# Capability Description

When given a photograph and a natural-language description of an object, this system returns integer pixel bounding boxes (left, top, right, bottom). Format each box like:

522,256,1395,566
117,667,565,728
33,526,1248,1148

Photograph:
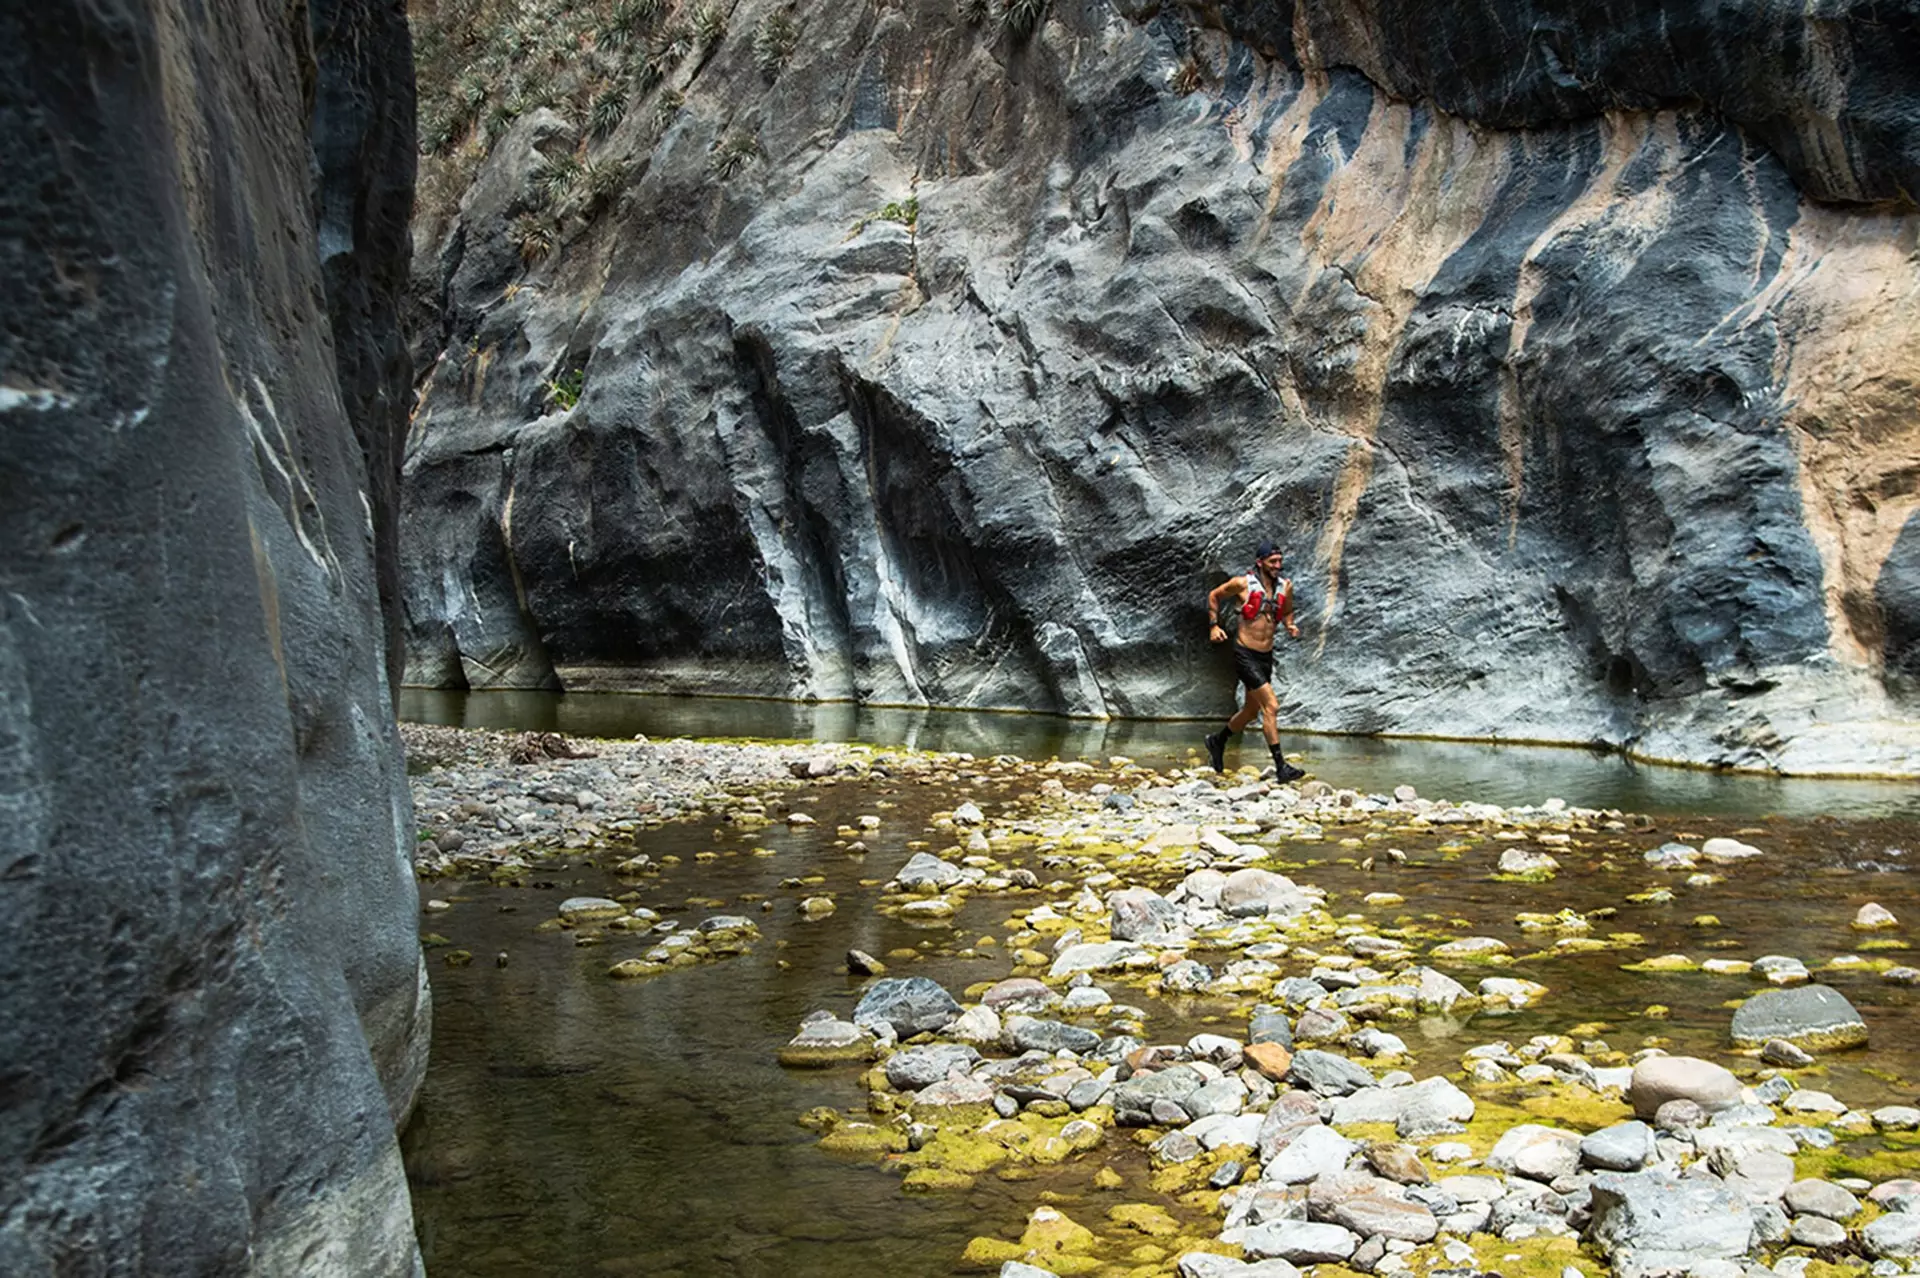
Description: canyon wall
403,0,1920,775
1,0,426,1271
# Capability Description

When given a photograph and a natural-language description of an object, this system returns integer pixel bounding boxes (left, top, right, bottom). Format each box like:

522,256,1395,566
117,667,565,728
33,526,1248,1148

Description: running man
1204,540,1307,782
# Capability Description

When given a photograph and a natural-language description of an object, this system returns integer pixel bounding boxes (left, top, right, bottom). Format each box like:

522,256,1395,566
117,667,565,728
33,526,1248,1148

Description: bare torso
1229,569,1286,652
1208,559,1298,657
1237,605,1279,653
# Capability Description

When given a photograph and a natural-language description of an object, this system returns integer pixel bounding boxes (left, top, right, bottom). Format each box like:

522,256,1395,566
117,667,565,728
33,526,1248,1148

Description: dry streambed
402,726,1919,1278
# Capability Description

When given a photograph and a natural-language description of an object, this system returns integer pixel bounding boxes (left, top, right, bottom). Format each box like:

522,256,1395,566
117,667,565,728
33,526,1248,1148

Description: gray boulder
1178,1254,1303,1278
1729,984,1869,1051
1261,1124,1357,1185
1325,1191,1438,1243
1330,1076,1474,1133
1783,1179,1861,1220
884,1043,981,1090
1587,1172,1757,1274
1487,1125,1583,1182
1221,869,1314,918
1049,941,1151,978
853,977,961,1038
893,852,967,891
1249,1010,1295,1048
1865,1213,1920,1258
1007,1017,1102,1056
1108,887,1186,943
1580,1121,1657,1172
1241,1220,1359,1264
1288,1050,1376,1097
1111,1064,1207,1127
1162,959,1215,993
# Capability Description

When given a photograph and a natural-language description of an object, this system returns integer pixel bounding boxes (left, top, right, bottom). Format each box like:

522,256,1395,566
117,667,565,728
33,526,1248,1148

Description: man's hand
1286,622,1300,639
1209,624,1226,644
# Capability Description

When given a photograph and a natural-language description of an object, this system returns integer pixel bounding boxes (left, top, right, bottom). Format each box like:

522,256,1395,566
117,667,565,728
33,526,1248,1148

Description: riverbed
398,702,1920,1277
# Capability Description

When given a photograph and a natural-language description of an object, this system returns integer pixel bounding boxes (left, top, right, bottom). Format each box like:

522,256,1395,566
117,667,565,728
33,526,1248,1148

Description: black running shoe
1204,730,1227,774
1275,761,1307,784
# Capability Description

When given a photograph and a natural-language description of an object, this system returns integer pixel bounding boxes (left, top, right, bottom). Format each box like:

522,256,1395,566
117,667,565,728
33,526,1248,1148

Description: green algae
1622,954,1700,972
1107,1203,1181,1236
902,1167,975,1192
817,1122,910,1156
1793,1132,1920,1182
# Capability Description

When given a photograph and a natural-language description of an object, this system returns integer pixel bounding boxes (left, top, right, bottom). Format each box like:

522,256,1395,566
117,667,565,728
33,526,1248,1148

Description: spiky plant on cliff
652,21,694,66
581,157,629,206
710,130,761,179
534,151,582,205
692,3,728,47
653,88,686,131
753,10,800,78
1001,0,1047,40
588,83,629,138
595,0,653,51
513,213,554,264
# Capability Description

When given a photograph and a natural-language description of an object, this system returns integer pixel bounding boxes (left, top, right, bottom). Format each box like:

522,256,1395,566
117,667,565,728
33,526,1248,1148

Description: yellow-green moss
818,1123,910,1156
957,1237,1024,1271
1793,1133,1920,1182
1108,1203,1181,1236
902,1167,976,1193
1799,1261,1872,1278
903,1129,1011,1174
1465,1233,1594,1278
1440,1090,1628,1159
1623,954,1699,973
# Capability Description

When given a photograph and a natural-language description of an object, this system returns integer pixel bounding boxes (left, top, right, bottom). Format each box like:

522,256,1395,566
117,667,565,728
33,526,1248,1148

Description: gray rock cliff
402,0,1920,775
1,0,426,1271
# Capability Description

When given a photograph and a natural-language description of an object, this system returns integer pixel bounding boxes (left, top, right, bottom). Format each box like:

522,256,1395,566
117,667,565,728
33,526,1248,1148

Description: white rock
1260,1124,1357,1185
1700,837,1763,862
1853,902,1899,931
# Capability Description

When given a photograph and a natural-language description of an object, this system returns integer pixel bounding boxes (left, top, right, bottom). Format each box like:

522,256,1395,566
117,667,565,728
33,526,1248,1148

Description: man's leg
1227,692,1260,733
1257,688,1306,782
1206,686,1249,773
1256,687,1280,745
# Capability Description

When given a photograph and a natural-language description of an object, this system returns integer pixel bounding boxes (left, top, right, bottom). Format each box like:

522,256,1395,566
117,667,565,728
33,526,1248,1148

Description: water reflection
400,688,1919,820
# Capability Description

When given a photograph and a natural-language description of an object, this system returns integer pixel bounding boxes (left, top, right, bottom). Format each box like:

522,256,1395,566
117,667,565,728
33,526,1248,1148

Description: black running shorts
1232,642,1275,694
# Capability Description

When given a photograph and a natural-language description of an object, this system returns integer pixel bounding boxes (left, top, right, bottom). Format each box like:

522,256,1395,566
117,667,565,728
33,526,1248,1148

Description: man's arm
1206,578,1245,644
1280,579,1300,639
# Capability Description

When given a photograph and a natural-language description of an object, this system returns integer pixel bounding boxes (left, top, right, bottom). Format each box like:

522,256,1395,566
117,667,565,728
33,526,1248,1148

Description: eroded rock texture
403,0,1920,774
1,0,425,1271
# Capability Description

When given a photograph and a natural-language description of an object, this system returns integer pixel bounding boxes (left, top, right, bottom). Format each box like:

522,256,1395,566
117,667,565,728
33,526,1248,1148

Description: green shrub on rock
753,10,800,78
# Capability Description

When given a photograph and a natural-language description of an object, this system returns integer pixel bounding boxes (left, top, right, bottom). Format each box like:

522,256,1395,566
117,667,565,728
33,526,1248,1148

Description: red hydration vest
1241,571,1291,621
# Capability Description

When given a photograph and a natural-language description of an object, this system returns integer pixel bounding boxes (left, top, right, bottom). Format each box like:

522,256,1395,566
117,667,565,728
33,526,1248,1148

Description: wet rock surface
400,0,1920,777
1731,984,1872,1052
2,0,425,1271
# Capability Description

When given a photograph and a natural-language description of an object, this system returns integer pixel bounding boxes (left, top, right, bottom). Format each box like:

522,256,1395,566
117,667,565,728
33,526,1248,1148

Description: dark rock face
402,0,1920,774
1,0,424,1271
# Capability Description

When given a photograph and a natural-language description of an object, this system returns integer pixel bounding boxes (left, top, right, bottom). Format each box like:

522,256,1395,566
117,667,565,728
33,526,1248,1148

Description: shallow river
400,691,1920,1276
